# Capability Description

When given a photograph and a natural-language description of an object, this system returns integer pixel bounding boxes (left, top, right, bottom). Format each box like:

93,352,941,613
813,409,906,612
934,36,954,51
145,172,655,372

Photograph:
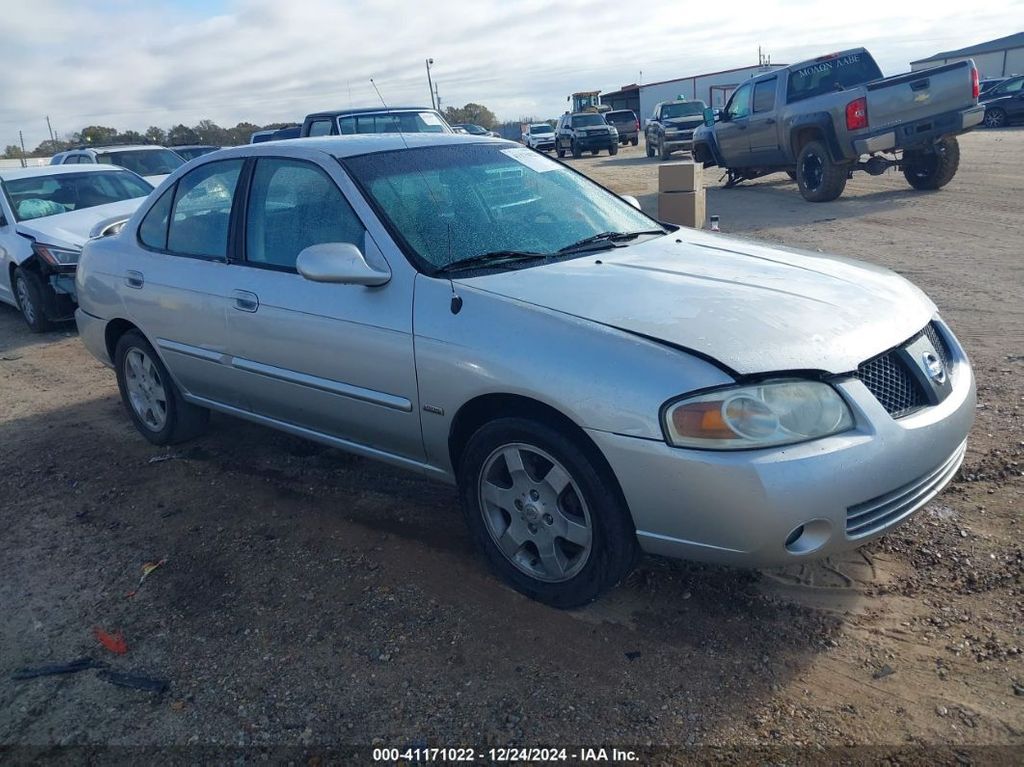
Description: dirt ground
1,128,1022,761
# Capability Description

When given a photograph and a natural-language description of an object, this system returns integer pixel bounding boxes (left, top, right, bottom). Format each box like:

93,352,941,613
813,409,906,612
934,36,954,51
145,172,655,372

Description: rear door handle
232,289,259,312
125,270,144,289
910,78,930,91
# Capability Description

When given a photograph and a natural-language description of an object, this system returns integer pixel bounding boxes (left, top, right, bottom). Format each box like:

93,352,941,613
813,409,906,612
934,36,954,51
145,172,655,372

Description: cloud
1,0,1020,148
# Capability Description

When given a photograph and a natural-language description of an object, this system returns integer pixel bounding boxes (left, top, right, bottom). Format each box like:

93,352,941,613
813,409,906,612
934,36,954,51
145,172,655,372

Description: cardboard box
658,189,705,229
658,162,703,193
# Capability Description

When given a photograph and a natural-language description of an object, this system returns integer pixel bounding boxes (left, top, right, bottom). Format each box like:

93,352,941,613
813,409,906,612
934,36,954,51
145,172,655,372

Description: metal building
911,31,1024,78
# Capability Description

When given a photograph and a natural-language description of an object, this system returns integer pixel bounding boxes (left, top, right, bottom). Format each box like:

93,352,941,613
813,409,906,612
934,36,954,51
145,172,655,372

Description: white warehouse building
911,31,1024,78
601,63,786,123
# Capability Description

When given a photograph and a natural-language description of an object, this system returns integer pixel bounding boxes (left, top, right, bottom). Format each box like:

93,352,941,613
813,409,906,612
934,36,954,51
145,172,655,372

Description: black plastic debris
97,669,169,694
12,657,107,680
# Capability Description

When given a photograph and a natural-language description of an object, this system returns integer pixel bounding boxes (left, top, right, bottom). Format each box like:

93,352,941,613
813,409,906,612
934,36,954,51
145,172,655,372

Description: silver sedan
75,134,975,607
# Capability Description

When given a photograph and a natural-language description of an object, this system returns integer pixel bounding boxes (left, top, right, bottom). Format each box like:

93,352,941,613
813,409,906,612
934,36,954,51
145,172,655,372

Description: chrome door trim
156,338,226,363
229,356,413,412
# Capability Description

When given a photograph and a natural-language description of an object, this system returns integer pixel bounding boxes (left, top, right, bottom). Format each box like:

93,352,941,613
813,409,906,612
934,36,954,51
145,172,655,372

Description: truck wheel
631,137,639,147
458,417,639,608
983,108,1006,128
114,330,209,445
645,137,655,158
609,143,618,156
659,139,671,161
556,146,566,158
795,140,848,202
571,141,582,159
902,137,960,191
13,267,54,333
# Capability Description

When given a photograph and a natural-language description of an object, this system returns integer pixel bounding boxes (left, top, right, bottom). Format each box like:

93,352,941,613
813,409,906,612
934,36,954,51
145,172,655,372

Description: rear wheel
459,418,639,608
983,108,1006,128
13,267,53,333
609,143,619,156
631,136,639,147
795,139,848,202
114,330,209,445
902,137,960,190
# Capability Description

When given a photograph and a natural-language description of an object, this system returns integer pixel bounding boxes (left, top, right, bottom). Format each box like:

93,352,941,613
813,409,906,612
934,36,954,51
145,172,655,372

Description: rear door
715,82,753,166
747,77,783,165
223,155,423,460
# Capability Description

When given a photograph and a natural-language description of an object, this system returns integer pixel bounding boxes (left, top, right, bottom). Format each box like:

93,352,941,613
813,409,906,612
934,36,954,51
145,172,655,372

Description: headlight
662,379,854,450
32,242,82,266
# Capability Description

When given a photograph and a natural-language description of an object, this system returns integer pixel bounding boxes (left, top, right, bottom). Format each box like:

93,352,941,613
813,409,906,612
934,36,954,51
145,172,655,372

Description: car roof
170,144,219,150
0,164,136,181
209,133,511,160
306,107,435,118
75,145,172,153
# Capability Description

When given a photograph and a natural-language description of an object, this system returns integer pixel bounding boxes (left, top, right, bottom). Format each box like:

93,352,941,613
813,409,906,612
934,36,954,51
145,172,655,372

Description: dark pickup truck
692,48,984,201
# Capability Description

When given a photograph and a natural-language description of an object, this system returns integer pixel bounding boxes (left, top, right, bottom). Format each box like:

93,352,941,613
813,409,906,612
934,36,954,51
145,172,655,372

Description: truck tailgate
866,60,976,129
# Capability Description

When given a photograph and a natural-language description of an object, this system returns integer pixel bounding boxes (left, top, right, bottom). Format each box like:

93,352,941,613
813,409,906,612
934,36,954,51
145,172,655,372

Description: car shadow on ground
0,388,856,743
0,303,76,358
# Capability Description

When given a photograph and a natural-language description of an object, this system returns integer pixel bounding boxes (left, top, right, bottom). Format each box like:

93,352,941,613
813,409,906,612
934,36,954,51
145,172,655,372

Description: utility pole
18,130,27,167
425,58,436,110
434,82,441,111
46,115,54,143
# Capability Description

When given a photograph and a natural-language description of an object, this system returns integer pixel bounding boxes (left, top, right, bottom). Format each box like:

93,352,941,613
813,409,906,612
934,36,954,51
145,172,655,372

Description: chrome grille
854,352,925,418
923,322,952,372
846,441,966,538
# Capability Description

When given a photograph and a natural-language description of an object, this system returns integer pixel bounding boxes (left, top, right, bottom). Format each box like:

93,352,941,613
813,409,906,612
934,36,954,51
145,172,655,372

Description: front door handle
232,289,259,312
125,270,144,289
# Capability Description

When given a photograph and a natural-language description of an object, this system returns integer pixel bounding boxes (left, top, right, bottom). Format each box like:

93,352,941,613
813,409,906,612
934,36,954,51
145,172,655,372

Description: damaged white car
0,165,153,331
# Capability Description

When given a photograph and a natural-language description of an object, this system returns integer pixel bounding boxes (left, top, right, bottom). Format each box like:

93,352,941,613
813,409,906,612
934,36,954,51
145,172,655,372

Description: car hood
457,231,935,375
14,198,144,250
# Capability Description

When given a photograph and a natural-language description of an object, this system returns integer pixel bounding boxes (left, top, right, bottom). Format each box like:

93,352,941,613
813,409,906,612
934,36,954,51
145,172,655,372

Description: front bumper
572,133,617,150
663,130,695,150
589,320,975,568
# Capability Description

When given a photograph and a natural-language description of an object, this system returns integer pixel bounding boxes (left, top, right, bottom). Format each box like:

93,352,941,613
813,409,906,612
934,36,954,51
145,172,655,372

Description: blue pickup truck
692,48,984,201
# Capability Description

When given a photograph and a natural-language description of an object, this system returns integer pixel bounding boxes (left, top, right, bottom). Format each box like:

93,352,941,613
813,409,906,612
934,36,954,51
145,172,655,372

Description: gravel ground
0,128,1021,761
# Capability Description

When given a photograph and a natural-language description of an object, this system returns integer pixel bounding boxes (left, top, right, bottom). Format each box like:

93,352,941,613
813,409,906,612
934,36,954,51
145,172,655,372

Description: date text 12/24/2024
372,747,639,762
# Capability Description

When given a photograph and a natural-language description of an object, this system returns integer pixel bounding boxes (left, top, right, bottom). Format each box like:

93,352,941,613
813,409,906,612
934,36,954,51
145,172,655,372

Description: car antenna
370,77,462,315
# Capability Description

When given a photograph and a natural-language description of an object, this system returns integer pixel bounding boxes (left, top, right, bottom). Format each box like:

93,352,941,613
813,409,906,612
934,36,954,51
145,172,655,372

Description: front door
715,82,753,167
224,156,423,461
746,77,783,165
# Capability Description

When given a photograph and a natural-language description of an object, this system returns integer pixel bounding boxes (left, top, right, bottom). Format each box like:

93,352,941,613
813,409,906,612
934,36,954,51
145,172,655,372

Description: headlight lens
32,243,82,266
663,379,854,449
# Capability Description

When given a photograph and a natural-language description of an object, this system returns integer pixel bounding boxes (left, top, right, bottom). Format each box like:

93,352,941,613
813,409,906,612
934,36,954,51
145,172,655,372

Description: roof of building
911,32,1024,64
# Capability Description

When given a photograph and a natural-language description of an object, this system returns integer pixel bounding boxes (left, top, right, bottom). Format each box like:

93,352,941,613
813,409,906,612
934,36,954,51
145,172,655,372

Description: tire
795,139,848,202
631,137,639,147
571,141,582,159
983,108,1006,129
458,418,639,608
114,330,209,445
13,267,54,333
609,143,618,156
645,137,655,158
659,139,671,161
902,137,960,190
556,146,565,158
590,149,599,156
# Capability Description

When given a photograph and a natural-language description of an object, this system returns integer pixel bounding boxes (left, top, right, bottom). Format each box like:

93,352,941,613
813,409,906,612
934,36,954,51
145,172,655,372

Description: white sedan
0,165,153,331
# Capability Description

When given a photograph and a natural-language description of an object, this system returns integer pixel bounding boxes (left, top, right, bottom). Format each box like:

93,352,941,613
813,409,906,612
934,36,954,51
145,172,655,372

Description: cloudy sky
2,0,1021,148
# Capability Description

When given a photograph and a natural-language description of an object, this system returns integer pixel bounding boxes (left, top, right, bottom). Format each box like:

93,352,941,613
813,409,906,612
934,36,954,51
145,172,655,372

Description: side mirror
621,195,642,210
296,242,391,286
703,107,716,127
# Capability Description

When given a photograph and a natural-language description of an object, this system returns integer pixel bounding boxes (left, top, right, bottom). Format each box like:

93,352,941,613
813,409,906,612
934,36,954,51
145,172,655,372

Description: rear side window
787,52,883,103
753,78,777,113
244,158,365,270
166,159,243,259
138,186,175,250
307,119,333,136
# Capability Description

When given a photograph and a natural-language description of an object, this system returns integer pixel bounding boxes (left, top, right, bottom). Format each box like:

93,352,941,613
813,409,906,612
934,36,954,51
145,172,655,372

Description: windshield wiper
435,250,549,274
557,229,665,254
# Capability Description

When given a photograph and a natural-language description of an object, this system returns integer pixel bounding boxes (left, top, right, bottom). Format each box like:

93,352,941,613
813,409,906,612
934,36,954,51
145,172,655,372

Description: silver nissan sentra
75,134,975,607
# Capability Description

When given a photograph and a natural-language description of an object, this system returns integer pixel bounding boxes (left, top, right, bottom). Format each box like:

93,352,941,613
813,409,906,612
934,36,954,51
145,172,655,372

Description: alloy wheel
477,443,593,583
124,347,168,431
15,276,36,324
801,153,824,191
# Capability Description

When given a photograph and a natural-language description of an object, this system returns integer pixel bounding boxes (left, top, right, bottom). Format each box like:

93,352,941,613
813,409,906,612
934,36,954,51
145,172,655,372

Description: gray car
75,134,975,607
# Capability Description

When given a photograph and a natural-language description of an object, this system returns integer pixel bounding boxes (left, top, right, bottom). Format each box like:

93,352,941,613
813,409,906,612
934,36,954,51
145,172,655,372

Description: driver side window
726,83,752,120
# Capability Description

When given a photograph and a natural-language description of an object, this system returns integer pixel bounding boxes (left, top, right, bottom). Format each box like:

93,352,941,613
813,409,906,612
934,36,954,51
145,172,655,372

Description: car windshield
174,146,218,160
571,114,606,127
97,148,185,176
344,144,663,272
661,102,705,118
338,111,449,134
530,125,553,134
4,171,153,222
787,52,883,103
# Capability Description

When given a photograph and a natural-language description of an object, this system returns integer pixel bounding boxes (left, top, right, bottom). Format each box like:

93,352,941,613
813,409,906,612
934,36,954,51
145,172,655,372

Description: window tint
307,119,333,136
727,84,752,119
753,78,776,113
166,159,242,259
787,52,883,103
63,156,79,164
245,158,365,270
139,185,175,250
998,77,1024,93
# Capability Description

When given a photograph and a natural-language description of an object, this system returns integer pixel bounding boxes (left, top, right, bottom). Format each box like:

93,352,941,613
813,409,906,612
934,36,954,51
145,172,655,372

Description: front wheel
13,267,53,333
902,137,960,190
609,143,618,156
983,108,1006,128
556,146,566,158
114,330,209,445
659,139,671,161
795,139,848,202
571,141,582,159
645,137,655,158
459,418,639,608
